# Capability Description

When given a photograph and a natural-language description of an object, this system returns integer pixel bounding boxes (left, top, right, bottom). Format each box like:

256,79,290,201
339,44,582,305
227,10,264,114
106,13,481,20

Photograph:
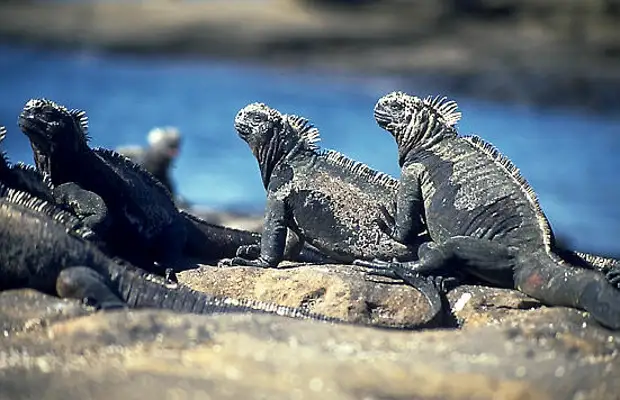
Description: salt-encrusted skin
355,91,620,330
220,102,446,327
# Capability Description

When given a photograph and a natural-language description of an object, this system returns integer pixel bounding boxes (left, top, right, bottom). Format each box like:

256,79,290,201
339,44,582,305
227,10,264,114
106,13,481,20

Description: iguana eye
390,102,404,112
251,114,264,124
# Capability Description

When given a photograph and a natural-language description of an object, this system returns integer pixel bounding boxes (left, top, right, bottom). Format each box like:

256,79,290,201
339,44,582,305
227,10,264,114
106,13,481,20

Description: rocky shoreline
0,1,619,113
1,267,619,400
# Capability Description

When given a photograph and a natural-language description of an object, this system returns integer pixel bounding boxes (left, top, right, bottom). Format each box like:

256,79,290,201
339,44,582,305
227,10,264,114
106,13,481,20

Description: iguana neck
394,124,457,166
36,143,120,189
257,125,307,189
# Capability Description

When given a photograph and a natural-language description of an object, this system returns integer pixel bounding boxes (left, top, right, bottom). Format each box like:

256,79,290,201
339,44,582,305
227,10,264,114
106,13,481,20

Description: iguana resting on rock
354,91,620,330
0,126,110,233
17,99,332,274
219,102,455,323
0,182,339,322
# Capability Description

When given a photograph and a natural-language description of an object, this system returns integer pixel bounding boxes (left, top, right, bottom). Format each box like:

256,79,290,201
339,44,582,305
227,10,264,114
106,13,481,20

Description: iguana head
374,91,461,154
18,99,90,174
235,102,320,187
234,102,283,150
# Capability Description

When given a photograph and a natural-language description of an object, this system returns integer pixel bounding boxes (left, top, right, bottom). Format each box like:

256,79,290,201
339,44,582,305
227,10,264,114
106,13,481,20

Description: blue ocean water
0,44,618,255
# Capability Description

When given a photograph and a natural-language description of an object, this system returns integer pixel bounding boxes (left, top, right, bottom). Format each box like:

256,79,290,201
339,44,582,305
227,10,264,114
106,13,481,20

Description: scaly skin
0,125,111,235
354,91,620,330
0,183,341,323
218,102,448,325
17,99,334,274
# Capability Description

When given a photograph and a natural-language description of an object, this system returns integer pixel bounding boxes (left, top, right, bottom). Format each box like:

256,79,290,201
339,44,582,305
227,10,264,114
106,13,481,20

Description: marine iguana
0,125,110,233
218,102,453,323
354,91,620,330
17,99,332,274
0,182,339,322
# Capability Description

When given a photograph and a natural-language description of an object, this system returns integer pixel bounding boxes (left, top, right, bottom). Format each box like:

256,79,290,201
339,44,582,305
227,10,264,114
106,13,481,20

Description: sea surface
0,44,618,255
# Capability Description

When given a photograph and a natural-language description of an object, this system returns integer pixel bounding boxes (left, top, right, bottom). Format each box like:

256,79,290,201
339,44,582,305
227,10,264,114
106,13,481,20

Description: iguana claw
374,205,398,239
217,257,273,268
236,244,261,259
606,268,620,288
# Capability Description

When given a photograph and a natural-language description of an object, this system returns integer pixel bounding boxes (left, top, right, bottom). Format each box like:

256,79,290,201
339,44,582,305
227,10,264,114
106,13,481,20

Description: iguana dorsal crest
284,114,321,151
0,126,7,166
0,184,96,240
461,134,552,245
322,150,400,190
93,147,174,197
421,95,462,128
69,109,90,140
13,161,54,190
25,98,66,112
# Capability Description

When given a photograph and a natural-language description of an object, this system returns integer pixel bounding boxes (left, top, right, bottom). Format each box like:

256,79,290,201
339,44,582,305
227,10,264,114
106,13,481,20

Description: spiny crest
69,108,90,138
13,162,54,190
574,251,620,272
421,95,462,127
321,150,399,190
0,126,7,166
461,134,552,242
24,98,68,112
93,147,175,198
284,114,321,151
0,184,97,240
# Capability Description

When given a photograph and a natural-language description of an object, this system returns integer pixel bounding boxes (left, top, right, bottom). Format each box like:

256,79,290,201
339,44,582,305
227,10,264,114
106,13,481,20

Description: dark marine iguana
17,99,332,274
0,125,110,234
353,91,620,330
0,182,340,322
218,102,456,323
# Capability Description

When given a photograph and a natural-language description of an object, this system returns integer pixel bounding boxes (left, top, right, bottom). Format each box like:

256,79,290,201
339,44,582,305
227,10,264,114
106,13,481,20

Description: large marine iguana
354,91,620,330
17,99,332,274
218,102,454,323
0,126,110,233
0,182,339,322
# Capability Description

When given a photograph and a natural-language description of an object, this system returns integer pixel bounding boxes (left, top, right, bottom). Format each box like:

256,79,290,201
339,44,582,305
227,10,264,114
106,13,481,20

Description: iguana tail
515,251,620,330
180,209,262,261
110,265,343,322
180,210,336,264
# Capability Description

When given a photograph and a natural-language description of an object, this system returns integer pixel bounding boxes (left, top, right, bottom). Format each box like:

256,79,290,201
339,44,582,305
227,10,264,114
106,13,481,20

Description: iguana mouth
234,121,251,138
373,108,392,129
18,113,53,153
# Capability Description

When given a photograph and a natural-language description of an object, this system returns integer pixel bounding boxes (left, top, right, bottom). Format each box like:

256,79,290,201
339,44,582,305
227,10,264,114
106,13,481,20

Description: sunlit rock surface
1,276,618,399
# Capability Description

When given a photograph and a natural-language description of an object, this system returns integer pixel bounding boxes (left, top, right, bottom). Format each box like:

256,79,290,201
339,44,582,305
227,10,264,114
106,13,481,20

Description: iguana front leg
219,196,288,268
56,266,127,310
377,166,425,243
53,182,111,235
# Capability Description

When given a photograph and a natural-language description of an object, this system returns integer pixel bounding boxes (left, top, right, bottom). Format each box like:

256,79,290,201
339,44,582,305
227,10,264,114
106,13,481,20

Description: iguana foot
374,205,398,239
354,259,460,293
605,268,620,289
235,244,261,259
217,257,274,268
53,182,111,234
354,258,412,280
